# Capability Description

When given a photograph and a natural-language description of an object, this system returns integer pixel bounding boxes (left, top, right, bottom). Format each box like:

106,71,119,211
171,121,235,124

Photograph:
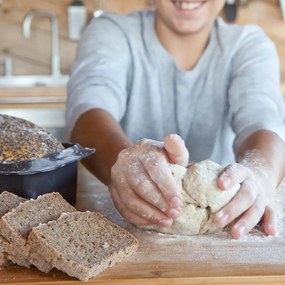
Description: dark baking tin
0,143,95,205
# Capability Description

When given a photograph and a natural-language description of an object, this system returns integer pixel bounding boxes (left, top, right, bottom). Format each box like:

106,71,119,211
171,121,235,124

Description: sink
0,108,68,142
0,75,69,88
0,10,70,89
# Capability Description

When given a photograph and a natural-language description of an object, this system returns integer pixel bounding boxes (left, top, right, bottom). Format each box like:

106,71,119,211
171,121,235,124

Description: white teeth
182,2,202,10
174,1,203,10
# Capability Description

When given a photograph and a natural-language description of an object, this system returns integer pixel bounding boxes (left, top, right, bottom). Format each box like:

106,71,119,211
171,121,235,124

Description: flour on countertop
131,185,285,265
77,165,285,265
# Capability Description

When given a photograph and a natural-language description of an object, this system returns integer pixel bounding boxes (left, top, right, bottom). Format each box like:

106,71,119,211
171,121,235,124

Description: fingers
215,163,254,229
217,163,249,190
108,138,184,228
215,191,276,239
215,162,277,238
230,196,265,238
126,160,179,219
164,134,189,167
134,138,184,209
214,179,258,228
230,202,277,239
262,205,278,236
109,182,173,227
140,148,183,209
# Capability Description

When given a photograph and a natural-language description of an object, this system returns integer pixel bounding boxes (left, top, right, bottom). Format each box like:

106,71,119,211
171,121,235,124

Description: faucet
1,57,13,76
280,0,285,21
22,10,61,77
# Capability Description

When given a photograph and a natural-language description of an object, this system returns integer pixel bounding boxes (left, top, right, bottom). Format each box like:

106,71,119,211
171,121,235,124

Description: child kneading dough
140,160,240,235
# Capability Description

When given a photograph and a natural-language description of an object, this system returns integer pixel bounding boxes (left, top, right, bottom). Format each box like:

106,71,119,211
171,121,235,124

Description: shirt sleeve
65,14,132,138
228,26,285,153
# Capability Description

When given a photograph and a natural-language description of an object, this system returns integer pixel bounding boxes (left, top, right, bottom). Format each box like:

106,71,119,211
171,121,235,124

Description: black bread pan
0,143,95,205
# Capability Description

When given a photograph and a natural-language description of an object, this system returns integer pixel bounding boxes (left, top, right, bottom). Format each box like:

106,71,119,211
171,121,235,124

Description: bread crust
28,211,139,281
0,114,64,162
0,192,76,270
0,191,28,267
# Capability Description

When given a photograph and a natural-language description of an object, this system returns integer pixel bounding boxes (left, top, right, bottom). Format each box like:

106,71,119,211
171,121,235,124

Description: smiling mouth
172,1,205,10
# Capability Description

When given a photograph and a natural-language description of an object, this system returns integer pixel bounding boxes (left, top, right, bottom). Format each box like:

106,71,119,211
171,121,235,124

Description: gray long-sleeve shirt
66,9,285,166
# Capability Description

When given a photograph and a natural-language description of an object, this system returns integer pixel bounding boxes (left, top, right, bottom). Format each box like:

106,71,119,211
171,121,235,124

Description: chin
172,20,205,35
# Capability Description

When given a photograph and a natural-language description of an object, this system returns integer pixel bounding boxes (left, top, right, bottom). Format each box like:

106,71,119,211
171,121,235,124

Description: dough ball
183,161,240,213
140,160,240,235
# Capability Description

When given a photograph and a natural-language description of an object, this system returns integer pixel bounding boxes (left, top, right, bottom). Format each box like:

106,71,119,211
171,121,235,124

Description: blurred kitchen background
0,0,285,142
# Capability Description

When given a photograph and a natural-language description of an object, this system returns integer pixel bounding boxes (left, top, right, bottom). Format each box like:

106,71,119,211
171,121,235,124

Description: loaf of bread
28,211,139,281
0,192,76,271
0,114,64,162
0,191,27,267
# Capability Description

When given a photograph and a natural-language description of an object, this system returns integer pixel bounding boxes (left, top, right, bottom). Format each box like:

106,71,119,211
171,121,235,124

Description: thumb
164,134,189,167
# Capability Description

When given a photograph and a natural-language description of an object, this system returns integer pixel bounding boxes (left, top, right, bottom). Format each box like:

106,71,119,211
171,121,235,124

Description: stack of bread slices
0,191,138,281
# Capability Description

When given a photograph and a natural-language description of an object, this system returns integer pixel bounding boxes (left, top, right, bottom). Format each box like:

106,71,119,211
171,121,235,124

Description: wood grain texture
0,0,77,75
0,0,150,76
1,266,285,285
235,1,285,82
0,87,66,108
1,0,285,82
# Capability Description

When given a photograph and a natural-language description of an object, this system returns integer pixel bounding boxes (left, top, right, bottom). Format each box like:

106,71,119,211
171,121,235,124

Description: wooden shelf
0,87,66,108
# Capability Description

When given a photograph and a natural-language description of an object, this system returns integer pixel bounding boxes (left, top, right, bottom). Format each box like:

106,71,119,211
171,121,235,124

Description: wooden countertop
0,84,284,106
0,87,66,109
1,164,285,285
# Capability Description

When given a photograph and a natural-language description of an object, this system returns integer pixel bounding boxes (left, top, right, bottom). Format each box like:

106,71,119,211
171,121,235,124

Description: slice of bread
0,191,27,267
28,211,139,281
0,192,76,245
0,192,76,271
0,191,27,217
0,249,4,266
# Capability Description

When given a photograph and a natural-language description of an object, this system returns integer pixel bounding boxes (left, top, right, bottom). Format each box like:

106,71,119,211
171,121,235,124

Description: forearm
70,108,133,185
236,130,285,188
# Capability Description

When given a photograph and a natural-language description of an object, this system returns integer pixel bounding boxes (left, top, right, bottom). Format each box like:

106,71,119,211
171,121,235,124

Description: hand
108,134,189,227
214,162,277,239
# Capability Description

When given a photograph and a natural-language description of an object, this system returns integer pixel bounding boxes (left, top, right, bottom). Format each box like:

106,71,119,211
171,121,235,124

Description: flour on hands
140,160,240,235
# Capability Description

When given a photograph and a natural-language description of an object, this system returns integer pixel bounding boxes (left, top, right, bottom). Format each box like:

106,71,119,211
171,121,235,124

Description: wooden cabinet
0,0,77,76
0,0,285,82
93,0,150,14
0,0,150,77
236,1,285,82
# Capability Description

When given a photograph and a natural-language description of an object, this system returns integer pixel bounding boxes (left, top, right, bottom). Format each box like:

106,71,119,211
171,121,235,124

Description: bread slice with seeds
0,191,27,217
0,192,76,271
0,191,27,267
28,211,139,281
